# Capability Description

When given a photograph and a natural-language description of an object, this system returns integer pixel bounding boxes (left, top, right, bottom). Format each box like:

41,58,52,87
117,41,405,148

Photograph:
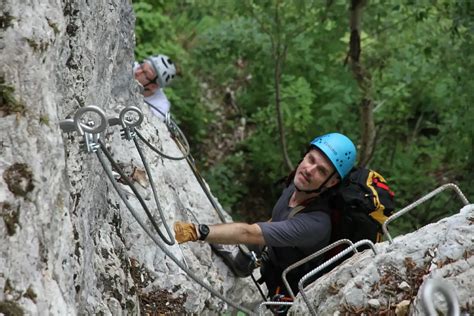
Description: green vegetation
39,115,50,126
0,75,25,117
133,1,474,231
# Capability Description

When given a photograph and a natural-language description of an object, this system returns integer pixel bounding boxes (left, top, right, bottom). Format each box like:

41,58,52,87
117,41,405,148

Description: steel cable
135,129,189,160
140,100,190,160
98,139,175,246
132,136,175,244
95,146,254,315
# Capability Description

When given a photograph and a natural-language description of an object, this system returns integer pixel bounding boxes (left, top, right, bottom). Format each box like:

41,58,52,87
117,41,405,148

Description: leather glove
174,221,198,244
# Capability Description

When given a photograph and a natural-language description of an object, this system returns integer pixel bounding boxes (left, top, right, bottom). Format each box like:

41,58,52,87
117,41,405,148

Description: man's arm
174,222,266,245
206,223,265,245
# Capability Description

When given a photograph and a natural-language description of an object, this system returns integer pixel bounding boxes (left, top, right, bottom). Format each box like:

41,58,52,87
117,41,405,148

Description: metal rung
382,183,470,243
282,239,356,299
298,239,377,316
258,301,293,315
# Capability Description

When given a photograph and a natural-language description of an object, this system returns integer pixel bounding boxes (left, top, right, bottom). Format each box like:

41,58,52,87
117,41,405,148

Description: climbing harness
421,278,460,316
298,239,377,316
382,183,469,243
59,105,254,315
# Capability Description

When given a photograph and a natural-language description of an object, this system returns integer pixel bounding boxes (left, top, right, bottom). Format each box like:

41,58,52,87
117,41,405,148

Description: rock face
290,204,474,315
1,1,473,316
0,1,258,315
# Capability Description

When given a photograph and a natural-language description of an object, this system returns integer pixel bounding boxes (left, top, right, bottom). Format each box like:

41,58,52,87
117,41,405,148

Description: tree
347,0,375,167
243,0,318,172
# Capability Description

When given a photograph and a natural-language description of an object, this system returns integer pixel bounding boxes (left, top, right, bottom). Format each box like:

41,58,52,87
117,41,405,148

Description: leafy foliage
133,0,473,232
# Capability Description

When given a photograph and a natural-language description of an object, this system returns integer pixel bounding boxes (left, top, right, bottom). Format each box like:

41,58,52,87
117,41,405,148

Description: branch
273,0,293,171
348,0,375,167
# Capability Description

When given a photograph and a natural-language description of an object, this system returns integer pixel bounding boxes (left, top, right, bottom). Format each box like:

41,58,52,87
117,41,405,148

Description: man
174,132,356,301
133,54,176,121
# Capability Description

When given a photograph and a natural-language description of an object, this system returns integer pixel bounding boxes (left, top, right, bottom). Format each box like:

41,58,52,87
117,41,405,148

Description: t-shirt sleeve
257,211,331,248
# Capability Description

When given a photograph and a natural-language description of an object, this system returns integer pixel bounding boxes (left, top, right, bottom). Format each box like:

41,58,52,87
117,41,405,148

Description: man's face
134,61,160,97
294,148,339,191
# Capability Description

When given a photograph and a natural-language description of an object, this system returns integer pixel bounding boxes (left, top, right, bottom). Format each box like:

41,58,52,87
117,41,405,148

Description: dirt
129,258,187,315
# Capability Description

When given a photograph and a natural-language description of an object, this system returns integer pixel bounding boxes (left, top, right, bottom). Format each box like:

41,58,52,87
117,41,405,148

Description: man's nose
306,163,318,175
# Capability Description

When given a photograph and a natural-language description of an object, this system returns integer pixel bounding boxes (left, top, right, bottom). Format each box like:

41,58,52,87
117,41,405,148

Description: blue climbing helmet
310,133,356,179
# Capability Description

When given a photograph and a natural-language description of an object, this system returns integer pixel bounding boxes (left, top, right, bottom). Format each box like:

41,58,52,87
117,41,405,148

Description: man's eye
318,168,327,176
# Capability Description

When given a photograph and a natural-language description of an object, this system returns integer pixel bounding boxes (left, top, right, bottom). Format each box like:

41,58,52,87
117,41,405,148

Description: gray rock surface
0,0,258,315
1,1,472,315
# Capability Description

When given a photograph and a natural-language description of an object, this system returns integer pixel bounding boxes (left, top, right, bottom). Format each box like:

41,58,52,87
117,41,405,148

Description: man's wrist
197,224,210,241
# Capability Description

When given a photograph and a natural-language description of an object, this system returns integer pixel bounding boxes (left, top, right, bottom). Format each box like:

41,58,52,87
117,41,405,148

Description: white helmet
146,54,176,88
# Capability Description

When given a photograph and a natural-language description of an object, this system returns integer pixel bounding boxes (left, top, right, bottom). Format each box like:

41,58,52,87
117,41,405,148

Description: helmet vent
161,57,169,68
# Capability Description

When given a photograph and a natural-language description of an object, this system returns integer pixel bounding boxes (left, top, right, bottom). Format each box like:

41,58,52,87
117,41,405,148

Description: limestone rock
1,0,473,315
290,204,474,315
0,0,258,315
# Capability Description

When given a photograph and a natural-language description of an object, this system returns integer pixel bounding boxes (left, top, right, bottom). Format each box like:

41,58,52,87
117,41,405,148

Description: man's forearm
205,222,266,245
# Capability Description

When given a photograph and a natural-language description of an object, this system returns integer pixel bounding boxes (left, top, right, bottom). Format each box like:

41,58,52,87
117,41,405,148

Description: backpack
289,167,395,257
329,167,395,244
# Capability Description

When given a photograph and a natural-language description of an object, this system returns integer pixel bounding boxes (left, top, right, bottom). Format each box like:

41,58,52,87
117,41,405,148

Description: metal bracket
59,105,108,153
119,106,144,141
107,106,144,141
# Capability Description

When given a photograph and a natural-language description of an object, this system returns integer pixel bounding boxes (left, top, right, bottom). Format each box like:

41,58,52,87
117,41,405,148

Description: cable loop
98,139,175,245
135,129,190,160
73,105,108,135
120,106,144,128
141,100,191,160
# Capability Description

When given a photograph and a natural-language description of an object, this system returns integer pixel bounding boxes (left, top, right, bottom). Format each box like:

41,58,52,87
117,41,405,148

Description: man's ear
326,174,340,188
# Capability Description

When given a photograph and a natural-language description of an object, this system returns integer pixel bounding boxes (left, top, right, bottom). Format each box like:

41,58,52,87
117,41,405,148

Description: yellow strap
367,170,389,225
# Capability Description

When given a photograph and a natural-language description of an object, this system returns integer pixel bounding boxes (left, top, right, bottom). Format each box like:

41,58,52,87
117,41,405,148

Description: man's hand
174,222,198,244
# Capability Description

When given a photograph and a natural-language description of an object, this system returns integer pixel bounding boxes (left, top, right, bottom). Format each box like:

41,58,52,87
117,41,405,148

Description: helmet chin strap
143,76,158,89
294,170,336,194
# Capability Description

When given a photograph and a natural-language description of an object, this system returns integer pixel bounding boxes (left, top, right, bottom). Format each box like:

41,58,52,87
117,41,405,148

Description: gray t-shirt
257,184,331,268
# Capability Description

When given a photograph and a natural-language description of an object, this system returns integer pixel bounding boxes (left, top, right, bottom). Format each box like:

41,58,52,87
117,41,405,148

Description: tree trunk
273,0,293,171
349,0,375,167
